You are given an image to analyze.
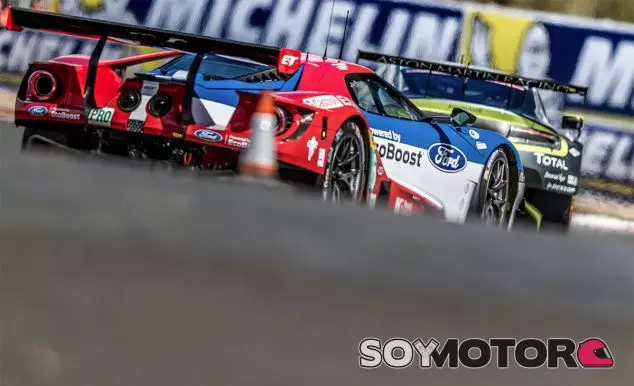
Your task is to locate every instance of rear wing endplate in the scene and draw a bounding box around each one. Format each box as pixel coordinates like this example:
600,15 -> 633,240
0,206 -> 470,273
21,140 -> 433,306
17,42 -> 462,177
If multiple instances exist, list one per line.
356,50 -> 588,98
6,7 -> 302,126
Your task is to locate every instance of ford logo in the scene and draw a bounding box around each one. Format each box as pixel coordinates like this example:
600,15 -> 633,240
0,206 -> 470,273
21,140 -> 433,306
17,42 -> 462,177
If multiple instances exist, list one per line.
194,129 -> 222,142
28,105 -> 48,117
427,143 -> 467,173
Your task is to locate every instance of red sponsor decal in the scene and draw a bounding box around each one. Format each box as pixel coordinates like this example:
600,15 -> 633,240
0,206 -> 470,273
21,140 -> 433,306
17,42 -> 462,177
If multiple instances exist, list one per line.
278,48 -> 301,75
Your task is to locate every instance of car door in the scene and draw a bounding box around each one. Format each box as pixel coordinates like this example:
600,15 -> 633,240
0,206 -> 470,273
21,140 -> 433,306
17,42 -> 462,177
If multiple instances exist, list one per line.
345,73 -> 485,222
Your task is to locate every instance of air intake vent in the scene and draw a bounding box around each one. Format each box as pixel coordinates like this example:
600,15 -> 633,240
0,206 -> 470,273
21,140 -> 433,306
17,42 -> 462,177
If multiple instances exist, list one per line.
508,125 -> 559,149
241,69 -> 290,83
275,106 -> 294,136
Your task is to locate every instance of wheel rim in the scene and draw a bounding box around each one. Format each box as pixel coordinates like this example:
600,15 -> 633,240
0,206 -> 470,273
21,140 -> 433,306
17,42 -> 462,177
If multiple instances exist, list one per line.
482,156 -> 510,226
327,134 -> 364,202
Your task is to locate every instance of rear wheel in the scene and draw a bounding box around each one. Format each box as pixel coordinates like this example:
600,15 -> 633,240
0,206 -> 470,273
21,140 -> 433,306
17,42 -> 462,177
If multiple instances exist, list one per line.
474,149 -> 511,228
319,121 -> 368,203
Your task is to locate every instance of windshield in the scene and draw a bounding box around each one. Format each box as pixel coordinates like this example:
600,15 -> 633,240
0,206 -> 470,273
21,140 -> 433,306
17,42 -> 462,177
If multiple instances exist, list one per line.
401,70 -> 528,107
154,53 -> 271,79
399,70 -> 550,124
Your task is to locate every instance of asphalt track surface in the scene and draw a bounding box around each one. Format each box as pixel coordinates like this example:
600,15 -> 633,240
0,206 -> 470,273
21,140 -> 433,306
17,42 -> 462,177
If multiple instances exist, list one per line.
0,121 -> 633,385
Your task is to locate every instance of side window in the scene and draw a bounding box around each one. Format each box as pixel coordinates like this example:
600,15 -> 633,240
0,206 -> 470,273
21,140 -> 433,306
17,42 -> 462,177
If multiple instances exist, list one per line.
375,85 -> 418,120
348,76 -> 380,114
346,73 -> 423,121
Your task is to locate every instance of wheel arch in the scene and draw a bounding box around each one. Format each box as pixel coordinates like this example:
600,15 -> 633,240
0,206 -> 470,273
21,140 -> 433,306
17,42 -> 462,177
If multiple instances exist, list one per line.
347,114 -> 370,141
499,144 -> 521,216
317,114 -> 371,203
470,144 -> 519,220
336,113 -> 372,159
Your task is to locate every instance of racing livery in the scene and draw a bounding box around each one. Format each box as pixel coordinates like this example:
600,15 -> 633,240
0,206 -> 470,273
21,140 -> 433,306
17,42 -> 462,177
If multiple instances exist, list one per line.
360,50 -> 586,230
7,7 -> 525,228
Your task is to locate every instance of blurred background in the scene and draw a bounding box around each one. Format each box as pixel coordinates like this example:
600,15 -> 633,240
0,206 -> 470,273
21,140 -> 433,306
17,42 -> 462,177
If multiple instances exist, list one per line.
474,0 -> 634,22
1,0 -> 634,233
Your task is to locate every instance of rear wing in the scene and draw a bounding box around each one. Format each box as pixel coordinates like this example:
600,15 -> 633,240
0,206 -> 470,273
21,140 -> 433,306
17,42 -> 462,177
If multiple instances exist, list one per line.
356,50 -> 588,97
6,7 -> 302,125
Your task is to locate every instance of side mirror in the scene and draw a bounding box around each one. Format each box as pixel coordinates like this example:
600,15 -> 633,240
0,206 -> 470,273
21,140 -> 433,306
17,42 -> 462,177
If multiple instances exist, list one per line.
561,115 -> 583,141
450,108 -> 477,127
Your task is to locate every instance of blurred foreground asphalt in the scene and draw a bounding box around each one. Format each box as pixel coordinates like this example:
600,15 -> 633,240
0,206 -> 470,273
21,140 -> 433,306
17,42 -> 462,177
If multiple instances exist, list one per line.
1,122 -> 633,386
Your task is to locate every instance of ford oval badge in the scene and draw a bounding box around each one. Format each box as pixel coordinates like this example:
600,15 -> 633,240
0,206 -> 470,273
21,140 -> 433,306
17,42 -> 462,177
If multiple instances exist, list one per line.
194,129 -> 222,142
28,105 -> 48,117
427,143 -> 467,173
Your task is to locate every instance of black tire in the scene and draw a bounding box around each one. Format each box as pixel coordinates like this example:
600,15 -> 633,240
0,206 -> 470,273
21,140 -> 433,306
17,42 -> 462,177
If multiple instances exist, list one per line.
473,148 -> 512,228
318,120 -> 368,203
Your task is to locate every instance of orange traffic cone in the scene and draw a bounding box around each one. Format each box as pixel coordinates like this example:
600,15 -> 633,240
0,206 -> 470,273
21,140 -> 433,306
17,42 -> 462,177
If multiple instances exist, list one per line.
239,91 -> 278,178
0,6 -> 7,28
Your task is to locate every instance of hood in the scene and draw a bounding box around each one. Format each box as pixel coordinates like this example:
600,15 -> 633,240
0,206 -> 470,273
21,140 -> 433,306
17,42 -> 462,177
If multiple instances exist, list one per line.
410,98 -> 546,133
413,98 -> 568,154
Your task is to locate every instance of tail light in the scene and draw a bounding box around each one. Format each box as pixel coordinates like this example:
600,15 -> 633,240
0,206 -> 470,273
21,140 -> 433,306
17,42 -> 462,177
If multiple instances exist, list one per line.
117,88 -> 141,112
148,94 -> 172,117
508,125 -> 559,146
28,70 -> 57,101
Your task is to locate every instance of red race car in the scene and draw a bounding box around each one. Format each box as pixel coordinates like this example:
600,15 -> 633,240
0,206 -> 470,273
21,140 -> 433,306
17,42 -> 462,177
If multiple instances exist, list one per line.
7,7 -> 526,228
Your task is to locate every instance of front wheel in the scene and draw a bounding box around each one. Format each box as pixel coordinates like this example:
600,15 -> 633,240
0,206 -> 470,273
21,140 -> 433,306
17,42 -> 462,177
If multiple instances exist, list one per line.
318,121 -> 368,203
474,148 -> 511,228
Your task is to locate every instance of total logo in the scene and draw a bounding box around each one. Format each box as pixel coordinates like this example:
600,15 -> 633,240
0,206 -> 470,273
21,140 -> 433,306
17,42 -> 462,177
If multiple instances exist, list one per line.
194,129 -> 223,142
535,153 -> 568,171
428,143 -> 467,173
377,143 -> 423,167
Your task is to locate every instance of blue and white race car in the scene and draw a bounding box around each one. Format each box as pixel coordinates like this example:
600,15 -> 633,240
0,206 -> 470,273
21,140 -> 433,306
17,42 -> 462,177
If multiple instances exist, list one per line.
353,52 -> 526,229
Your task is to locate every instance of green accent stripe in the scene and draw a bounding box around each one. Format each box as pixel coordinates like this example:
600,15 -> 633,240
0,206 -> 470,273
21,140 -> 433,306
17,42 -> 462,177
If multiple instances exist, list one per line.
524,200 -> 543,231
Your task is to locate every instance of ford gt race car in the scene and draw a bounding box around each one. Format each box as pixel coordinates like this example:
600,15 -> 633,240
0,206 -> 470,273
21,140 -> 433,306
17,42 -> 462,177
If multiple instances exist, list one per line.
7,7 -> 525,229
359,51 -> 587,231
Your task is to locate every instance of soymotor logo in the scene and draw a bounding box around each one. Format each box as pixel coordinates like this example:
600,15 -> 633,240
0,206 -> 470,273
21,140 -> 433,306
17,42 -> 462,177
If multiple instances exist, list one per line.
359,337 -> 614,369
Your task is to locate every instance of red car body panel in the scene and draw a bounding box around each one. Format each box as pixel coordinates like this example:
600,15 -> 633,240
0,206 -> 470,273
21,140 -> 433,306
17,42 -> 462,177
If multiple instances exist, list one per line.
16,54 -> 375,175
